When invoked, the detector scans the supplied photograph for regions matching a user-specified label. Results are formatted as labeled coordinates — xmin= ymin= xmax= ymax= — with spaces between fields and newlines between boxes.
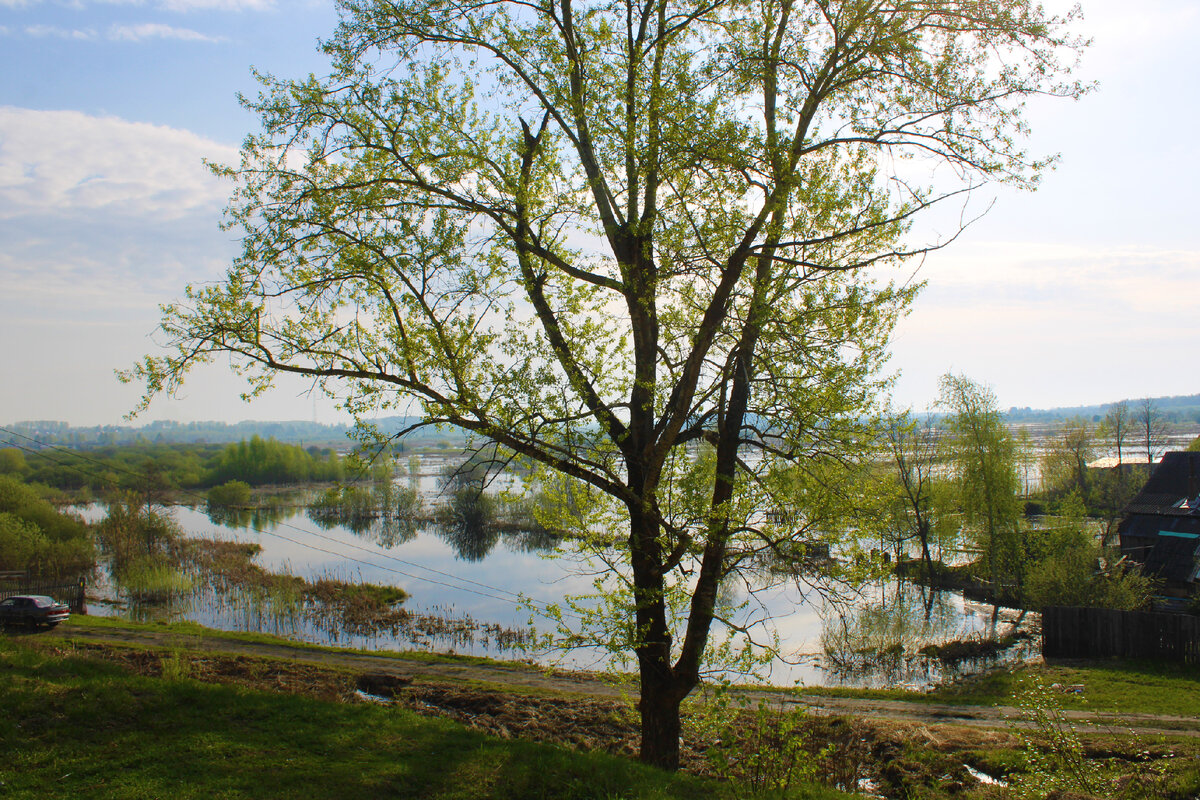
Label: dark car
xmin=0 ymin=595 xmax=70 ymax=628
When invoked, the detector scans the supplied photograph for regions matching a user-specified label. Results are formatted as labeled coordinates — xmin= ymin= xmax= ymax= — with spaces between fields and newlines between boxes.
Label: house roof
xmin=1119 ymin=452 xmax=1200 ymax=522
xmin=1130 ymin=452 xmax=1200 ymax=508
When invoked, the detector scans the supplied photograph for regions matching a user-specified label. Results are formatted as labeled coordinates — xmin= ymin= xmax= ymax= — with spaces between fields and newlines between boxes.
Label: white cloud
xmin=25 ymin=24 xmax=98 ymax=39
xmin=157 ymin=0 xmax=275 ymax=9
xmin=108 ymin=22 xmax=225 ymax=41
xmin=16 ymin=21 xmax=227 ymax=42
xmin=912 ymin=241 xmax=1200 ymax=316
xmin=0 ymin=106 xmax=238 ymax=220
xmin=888 ymin=240 xmax=1200 ymax=409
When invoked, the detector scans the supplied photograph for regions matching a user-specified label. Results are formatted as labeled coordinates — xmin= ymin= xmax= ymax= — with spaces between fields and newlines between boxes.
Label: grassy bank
xmin=798 ymin=659 xmax=1200 ymax=719
xmin=8 ymin=617 xmax=1200 ymax=799
xmin=61 ymin=614 xmax=1200 ymax=718
xmin=0 ymin=633 xmax=850 ymax=800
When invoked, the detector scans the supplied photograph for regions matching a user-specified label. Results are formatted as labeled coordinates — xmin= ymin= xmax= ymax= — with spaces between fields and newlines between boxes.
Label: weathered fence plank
xmin=1042 ymin=606 xmax=1200 ymax=665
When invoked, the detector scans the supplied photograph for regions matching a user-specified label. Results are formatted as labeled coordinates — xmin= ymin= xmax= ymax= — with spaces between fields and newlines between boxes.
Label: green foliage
xmin=11 ymin=439 xmax=355 ymax=496
xmin=1021 ymin=495 xmax=1154 ymax=611
xmin=0 ymin=447 xmax=27 ymax=475
xmin=0 ymin=475 xmax=93 ymax=579
xmin=206 ymin=479 xmax=253 ymax=507
xmin=96 ymin=495 xmax=182 ymax=572
xmin=938 ymin=374 xmax=1023 ymax=589
xmin=687 ymin=693 xmax=817 ymax=797
xmin=1187 ymin=435 xmax=1200 ymax=452
xmin=1008 ymin=675 xmax=1103 ymax=798
xmin=115 ymin=554 xmax=195 ymax=602
xmin=160 ymin=648 xmax=194 ymax=681
xmin=210 ymin=435 xmax=345 ymax=486
xmin=19 ymin=442 xmax=220 ymax=494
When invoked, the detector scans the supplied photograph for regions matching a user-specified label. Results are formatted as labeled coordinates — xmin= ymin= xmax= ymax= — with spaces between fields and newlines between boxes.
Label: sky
xmin=0 ymin=0 xmax=1197 ymax=427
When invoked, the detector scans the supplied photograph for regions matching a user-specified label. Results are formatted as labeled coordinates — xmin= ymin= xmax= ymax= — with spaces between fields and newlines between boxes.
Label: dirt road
xmin=36 ymin=622 xmax=1200 ymax=738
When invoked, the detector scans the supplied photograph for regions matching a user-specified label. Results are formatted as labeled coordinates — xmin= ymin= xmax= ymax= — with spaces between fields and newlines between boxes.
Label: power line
xmin=0 ymin=426 xmax=576 ymax=621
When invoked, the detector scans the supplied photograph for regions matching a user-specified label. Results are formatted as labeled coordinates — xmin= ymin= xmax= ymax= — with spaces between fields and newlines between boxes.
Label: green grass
xmin=932 ymin=660 xmax=1200 ymax=716
xmin=0 ymin=636 xmax=853 ymax=800
xmin=795 ymin=659 xmax=1200 ymax=718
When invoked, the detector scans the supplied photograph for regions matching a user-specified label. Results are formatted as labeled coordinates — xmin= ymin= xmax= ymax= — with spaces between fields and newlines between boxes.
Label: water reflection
xmin=295 ymin=469 xmax=560 ymax=561
xmin=818 ymin=578 xmax=1035 ymax=687
xmin=307 ymin=483 xmax=422 ymax=548
xmin=206 ymin=502 xmax=294 ymax=530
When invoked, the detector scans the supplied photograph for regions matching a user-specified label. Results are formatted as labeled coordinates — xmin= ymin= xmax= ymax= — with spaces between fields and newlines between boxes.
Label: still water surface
xmin=78 ymin=456 xmax=1037 ymax=687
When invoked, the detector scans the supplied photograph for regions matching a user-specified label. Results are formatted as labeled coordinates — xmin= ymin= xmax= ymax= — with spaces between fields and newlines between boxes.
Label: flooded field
xmin=76 ymin=452 xmax=1038 ymax=688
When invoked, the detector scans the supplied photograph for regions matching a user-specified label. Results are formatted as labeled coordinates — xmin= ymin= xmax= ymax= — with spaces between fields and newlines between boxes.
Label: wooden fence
xmin=1042 ymin=606 xmax=1200 ymax=665
xmin=0 ymin=577 xmax=87 ymax=614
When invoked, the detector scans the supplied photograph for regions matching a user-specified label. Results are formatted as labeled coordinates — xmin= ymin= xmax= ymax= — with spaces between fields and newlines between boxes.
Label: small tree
xmin=1039 ymin=416 xmax=1095 ymax=504
xmin=1136 ymin=397 xmax=1170 ymax=465
xmin=937 ymin=374 xmax=1022 ymax=593
xmin=881 ymin=411 xmax=944 ymax=579
xmin=1099 ymin=400 xmax=1132 ymax=466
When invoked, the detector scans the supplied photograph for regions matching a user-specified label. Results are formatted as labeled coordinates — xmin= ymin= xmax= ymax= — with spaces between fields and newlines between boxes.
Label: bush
xmin=0 ymin=448 xmax=27 ymax=475
xmin=0 ymin=475 xmax=93 ymax=579
xmin=207 ymin=480 xmax=253 ymax=507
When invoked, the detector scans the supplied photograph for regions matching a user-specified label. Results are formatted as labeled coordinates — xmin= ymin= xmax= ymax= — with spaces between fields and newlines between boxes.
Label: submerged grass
xmin=165 ymin=537 xmax=535 ymax=653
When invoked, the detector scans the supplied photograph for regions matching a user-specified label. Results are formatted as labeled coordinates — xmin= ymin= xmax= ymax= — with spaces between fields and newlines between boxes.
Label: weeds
xmin=1008 ymin=675 xmax=1102 ymax=798
xmin=160 ymin=649 xmax=192 ymax=681
xmin=686 ymin=691 xmax=817 ymax=797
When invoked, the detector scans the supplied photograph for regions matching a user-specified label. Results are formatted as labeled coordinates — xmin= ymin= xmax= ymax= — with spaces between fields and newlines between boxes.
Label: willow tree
xmin=129 ymin=0 xmax=1084 ymax=768
xmin=938 ymin=373 xmax=1022 ymax=592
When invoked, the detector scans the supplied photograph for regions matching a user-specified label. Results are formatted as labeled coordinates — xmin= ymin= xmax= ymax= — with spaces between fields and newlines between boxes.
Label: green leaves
xmin=134 ymin=0 xmax=1086 ymax=766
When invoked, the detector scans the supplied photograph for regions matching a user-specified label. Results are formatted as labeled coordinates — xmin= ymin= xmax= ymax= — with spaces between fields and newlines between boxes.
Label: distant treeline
xmin=0 ymin=436 xmax=380 ymax=496
xmin=1005 ymin=393 xmax=1200 ymax=424
xmin=0 ymin=417 xmax=467 ymax=449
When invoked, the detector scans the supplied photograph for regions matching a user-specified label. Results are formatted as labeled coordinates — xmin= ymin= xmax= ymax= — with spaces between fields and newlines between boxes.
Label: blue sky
xmin=1 ymin=0 xmax=1197 ymax=426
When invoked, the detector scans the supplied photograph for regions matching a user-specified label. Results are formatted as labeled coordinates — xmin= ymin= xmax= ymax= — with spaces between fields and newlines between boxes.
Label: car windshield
xmin=32 ymin=597 xmax=54 ymax=608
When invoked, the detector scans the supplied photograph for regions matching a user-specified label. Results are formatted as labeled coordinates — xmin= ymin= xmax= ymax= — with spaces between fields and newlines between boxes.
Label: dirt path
xmin=36 ymin=623 xmax=1200 ymax=738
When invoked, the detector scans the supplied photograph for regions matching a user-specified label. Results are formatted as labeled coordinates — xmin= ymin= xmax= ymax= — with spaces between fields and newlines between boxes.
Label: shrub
xmin=207 ymin=480 xmax=252 ymax=507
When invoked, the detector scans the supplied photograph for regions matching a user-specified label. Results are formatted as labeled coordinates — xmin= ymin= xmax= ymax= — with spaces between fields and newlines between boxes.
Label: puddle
xmin=964 ymin=764 xmax=1008 ymax=787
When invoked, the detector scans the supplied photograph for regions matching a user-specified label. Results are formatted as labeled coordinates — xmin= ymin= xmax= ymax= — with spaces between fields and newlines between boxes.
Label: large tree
xmin=129 ymin=0 xmax=1084 ymax=768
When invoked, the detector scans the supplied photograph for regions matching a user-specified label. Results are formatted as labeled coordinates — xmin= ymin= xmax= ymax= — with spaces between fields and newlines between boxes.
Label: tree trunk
xmin=638 ymin=671 xmax=684 ymax=769
xmin=627 ymin=500 xmax=687 ymax=770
